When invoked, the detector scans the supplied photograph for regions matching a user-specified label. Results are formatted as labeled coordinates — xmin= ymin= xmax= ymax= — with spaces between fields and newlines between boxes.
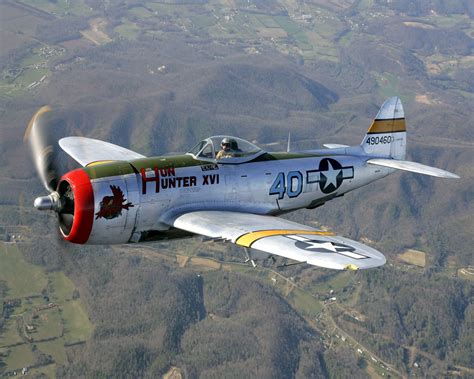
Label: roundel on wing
xmin=294 ymin=238 xmax=355 ymax=254
xmin=318 ymin=158 xmax=344 ymax=194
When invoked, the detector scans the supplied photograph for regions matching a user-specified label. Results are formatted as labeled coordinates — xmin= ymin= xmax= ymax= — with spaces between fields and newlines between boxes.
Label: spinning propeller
xmin=25 ymin=106 xmax=76 ymax=234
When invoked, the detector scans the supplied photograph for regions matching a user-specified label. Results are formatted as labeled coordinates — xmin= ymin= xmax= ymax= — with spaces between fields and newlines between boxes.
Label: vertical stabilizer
xmin=361 ymin=97 xmax=406 ymax=159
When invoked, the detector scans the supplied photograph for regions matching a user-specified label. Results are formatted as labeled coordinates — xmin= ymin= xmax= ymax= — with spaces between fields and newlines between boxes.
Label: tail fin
xmin=361 ymin=97 xmax=406 ymax=159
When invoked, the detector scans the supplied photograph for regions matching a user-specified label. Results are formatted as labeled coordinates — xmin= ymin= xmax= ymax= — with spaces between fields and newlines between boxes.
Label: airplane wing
xmin=172 ymin=211 xmax=386 ymax=270
xmin=367 ymin=158 xmax=459 ymax=179
xmin=59 ymin=136 xmax=145 ymax=167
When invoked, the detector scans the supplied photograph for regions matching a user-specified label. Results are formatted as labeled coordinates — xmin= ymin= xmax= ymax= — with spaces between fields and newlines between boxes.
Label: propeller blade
xmin=25 ymin=106 xmax=61 ymax=192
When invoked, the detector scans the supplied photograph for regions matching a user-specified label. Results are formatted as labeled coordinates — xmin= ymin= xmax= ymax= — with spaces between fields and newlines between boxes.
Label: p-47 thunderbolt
xmin=27 ymin=97 xmax=459 ymax=270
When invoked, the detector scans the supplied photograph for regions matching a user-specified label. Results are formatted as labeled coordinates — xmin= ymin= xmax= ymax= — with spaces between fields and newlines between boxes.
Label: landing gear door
xmin=223 ymin=165 xmax=238 ymax=202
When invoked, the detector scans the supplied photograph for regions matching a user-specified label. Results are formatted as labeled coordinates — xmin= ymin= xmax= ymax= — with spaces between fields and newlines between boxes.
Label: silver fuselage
xmin=86 ymin=147 xmax=393 ymax=244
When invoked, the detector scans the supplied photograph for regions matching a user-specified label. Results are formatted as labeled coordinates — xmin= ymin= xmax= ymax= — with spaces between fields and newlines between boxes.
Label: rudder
xmin=361 ymin=97 xmax=406 ymax=159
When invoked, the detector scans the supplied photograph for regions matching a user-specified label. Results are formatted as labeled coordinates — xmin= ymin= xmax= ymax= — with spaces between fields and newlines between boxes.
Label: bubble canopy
xmin=187 ymin=136 xmax=265 ymax=163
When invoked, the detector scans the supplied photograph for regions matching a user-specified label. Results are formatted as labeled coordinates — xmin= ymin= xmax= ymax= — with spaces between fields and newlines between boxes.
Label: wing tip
xmin=367 ymin=158 xmax=460 ymax=179
xmin=447 ymin=173 xmax=461 ymax=179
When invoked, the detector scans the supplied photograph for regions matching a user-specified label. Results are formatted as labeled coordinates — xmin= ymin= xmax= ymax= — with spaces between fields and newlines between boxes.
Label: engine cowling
xmin=58 ymin=169 xmax=95 ymax=243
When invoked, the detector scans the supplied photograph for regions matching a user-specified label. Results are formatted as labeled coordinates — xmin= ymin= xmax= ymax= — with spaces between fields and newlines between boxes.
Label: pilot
xmin=216 ymin=137 xmax=236 ymax=159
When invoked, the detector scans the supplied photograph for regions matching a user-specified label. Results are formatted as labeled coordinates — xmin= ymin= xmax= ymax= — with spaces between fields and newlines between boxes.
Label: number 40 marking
xmin=269 ymin=171 xmax=303 ymax=199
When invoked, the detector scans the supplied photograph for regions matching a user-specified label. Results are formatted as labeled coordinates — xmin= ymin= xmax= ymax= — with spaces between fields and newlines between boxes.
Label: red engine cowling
xmin=57 ymin=169 xmax=95 ymax=244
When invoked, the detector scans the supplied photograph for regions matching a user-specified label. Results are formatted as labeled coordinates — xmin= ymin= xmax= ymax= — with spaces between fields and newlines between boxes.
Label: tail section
xmin=362 ymin=97 xmax=459 ymax=179
xmin=361 ymin=97 xmax=406 ymax=159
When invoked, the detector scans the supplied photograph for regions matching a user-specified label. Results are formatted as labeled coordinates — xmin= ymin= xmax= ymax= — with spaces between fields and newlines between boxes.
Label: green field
xmin=61 ymin=300 xmax=94 ymax=343
xmin=49 ymin=272 xmax=75 ymax=302
xmin=17 ymin=296 xmax=44 ymax=315
xmin=115 ymin=21 xmax=140 ymax=40
xmin=20 ymin=50 xmax=46 ymax=68
xmin=129 ymin=6 xmax=155 ymax=19
xmin=33 ymin=308 xmax=63 ymax=340
xmin=304 ymin=271 xmax=355 ymax=296
xmin=19 ymin=67 xmax=50 ymax=85
xmin=2 ymin=344 xmax=36 ymax=372
xmin=294 ymin=31 xmax=313 ymax=51
xmin=274 ymin=16 xmax=302 ymax=35
xmin=222 ymin=14 xmax=258 ymax=39
xmin=0 ymin=319 xmax=23 ymax=347
xmin=288 ymin=287 xmax=324 ymax=317
xmin=309 ymin=46 xmax=338 ymax=62
xmin=36 ymin=339 xmax=67 ymax=364
xmin=0 ymin=243 xmax=47 ymax=299
xmin=0 ymin=41 xmax=62 ymax=98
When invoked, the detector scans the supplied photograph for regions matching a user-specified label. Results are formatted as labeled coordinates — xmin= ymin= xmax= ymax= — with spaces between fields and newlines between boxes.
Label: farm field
xmin=0 ymin=242 xmax=93 ymax=374
xmin=398 ymin=249 xmax=426 ymax=268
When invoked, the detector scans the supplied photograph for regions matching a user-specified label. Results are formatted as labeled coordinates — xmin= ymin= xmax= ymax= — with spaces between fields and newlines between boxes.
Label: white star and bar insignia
xmin=306 ymin=158 xmax=354 ymax=194
xmin=287 ymin=235 xmax=370 ymax=260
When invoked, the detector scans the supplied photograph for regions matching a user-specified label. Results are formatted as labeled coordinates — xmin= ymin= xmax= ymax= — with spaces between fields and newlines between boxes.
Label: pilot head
xmin=221 ymin=137 xmax=231 ymax=151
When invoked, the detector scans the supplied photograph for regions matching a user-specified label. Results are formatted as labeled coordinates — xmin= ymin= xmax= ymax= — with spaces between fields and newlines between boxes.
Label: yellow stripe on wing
xmin=235 ymin=229 xmax=335 ymax=248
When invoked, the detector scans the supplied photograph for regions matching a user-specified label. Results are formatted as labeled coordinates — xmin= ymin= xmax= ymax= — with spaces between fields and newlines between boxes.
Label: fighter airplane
xmin=27 ymin=97 xmax=459 ymax=271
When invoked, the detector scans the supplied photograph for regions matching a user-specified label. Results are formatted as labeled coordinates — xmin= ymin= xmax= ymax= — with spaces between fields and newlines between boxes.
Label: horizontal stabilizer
xmin=367 ymin=158 xmax=460 ymax=179
xmin=59 ymin=137 xmax=145 ymax=167
xmin=323 ymin=144 xmax=350 ymax=149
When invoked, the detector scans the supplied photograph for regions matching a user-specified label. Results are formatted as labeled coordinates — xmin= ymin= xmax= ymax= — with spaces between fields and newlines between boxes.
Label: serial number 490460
xmin=366 ymin=136 xmax=394 ymax=145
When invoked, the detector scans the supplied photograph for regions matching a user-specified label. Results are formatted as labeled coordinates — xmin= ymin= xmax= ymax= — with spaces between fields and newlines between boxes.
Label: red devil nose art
xmin=95 ymin=185 xmax=134 ymax=220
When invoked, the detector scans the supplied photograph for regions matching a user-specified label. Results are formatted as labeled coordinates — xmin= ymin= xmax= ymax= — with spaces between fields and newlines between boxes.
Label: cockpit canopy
xmin=187 ymin=136 xmax=265 ymax=163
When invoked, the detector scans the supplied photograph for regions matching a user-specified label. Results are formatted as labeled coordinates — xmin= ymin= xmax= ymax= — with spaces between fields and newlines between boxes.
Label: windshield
xmin=187 ymin=136 xmax=264 ymax=163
